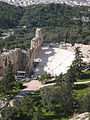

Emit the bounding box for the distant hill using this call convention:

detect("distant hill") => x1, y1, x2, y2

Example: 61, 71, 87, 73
0, 3, 90, 51
19, 4, 90, 28
0, 1, 24, 28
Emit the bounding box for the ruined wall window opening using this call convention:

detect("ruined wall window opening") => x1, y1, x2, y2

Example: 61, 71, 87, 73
5, 58, 7, 66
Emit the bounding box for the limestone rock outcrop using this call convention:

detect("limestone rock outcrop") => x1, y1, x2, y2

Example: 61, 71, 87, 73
69, 112, 90, 120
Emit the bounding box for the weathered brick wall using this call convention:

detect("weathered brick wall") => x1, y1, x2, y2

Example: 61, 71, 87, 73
0, 48, 26, 76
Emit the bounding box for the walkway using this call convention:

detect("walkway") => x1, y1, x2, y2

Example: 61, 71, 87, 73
9, 80, 90, 107
75, 81, 90, 84
10, 80, 42, 106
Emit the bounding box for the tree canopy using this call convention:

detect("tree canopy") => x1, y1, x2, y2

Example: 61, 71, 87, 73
0, 1, 24, 28
0, 61, 15, 94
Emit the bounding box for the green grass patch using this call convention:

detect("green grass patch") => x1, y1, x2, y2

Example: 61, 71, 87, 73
45, 110, 55, 116
12, 88, 22, 93
84, 70, 90, 74
77, 70, 90, 82
77, 79, 90, 82
6, 99, 12, 103
31, 90, 72, 120
0, 87, 23, 103
74, 83, 90, 98
42, 107, 46, 113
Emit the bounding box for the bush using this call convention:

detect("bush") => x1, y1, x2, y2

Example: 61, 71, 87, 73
79, 92, 90, 113
38, 72, 51, 84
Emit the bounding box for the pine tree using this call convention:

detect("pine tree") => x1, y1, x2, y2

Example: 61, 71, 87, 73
2, 61, 15, 94
72, 47, 86, 79
56, 73, 64, 85
66, 65, 76, 83
1, 106, 17, 120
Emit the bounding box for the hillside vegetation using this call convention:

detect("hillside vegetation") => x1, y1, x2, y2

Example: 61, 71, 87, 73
0, 3, 90, 50
20, 4, 90, 28
0, 1, 24, 28
19, 4, 90, 44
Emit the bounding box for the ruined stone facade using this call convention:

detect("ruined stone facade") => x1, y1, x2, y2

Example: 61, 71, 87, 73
0, 28, 43, 76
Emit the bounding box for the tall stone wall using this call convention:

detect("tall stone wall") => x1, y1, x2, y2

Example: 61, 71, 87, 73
26, 28, 43, 74
0, 28, 43, 76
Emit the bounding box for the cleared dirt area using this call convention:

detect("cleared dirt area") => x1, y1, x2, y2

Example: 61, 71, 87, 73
16, 80, 42, 98
9, 80, 42, 106
23, 80, 42, 91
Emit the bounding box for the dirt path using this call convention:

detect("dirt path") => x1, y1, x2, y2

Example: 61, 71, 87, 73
9, 80, 90, 106
75, 81, 90, 84
10, 80, 42, 106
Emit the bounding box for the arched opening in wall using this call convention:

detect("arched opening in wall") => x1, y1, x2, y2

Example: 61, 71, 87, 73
0, 66, 2, 76
5, 58, 7, 66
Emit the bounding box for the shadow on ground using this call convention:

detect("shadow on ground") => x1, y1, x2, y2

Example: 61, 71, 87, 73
73, 84, 89, 90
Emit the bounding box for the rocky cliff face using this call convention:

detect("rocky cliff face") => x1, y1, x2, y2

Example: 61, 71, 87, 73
69, 112, 90, 120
